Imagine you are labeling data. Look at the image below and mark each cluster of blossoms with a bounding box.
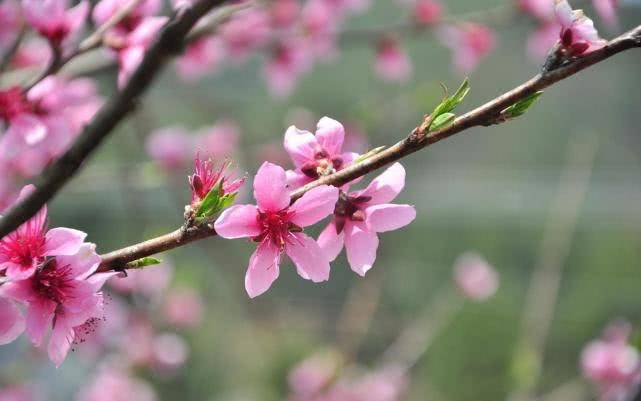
[581,320,641,401]
[0,186,115,366]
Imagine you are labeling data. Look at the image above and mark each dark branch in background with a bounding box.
[95,25,641,272]
[0,0,228,239]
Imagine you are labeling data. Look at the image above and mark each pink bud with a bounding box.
[453,252,499,301]
[374,37,412,83]
[413,0,442,26]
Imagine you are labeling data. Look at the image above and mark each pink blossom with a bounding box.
[0,386,37,401]
[214,162,339,297]
[527,22,562,61]
[22,0,89,47]
[270,0,301,28]
[163,287,204,328]
[288,352,340,397]
[77,363,158,401]
[176,36,225,82]
[453,252,499,301]
[301,0,339,59]
[437,23,496,74]
[264,38,313,98]
[373,38,412,83]
[0,86,47,146]
[318,163,416,276]
[219,8,271,62]
[145,126,193,171]
[152,332,189,372]
[194,120,240,158]
[188,155,245,206]
[93,0,161,27]
[109,259,173,298]
[412,0,442,26]
[10,39,52,70]
[592,0,618,29]
[554,0,606,55]
[519,0,555,21]
[581,320,641,401]
[284,117,358,189]
[0,185,86,280]
[0,296,25,345]
[0,243,114,366]
[0,0,20,49]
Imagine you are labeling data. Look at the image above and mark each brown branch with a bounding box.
[0,0,229,239]
[95,25,641,271]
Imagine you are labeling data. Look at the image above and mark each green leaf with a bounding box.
[428,78,470,130]
[429,113,456,130]
[354,146,386,164]
[503,91,543,118]
[196,179,224,217]
[126,257,162,269]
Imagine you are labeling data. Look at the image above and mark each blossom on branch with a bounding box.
[374,37,413,83]
[318,163,416,276]
[555,0,606,56]
[22,0,89,48]
[188,155,245,213]
[437,23,496,74]
[214,162,339,297]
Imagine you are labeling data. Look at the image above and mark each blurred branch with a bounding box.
[93,24,641,272]
[507,133,599,401]
[0,0,230,239]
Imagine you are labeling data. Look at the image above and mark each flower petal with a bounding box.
[317,220,344,262]
[0,298,25,345]
[315,117,345,156]
[344,222,379,276]
[283,125,318,168]
[87,272,120,292]
[286,233,330,283]
[26,298,56,346]
[286,169,312,189]
[56,243,101,279]
[9,114,47,145]
[289,185,339,227]
[358,163,406,205]
[245,240,281,298]
[365,204,416,232]
[5,263,37,281]
[48,322,74,368]
[253,162,290,212]
[214,204,261,239]
[44,227,86,256]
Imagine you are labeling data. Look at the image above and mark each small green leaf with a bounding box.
[503,91,543,118]
[126,257,162,269]
[430,112,456,130]
[428,78,470,130]
[196,180,224,217]
[354,146,386,164]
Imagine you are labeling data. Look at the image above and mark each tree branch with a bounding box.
[94,25,641,271]
[0,0,228,239]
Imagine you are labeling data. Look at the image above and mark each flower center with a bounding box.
[0,230,46,269]
[0,87,34,122]
[32,260,75,304]
[254,209,301,249]
[300,149,343,179]
[333,192,371,233]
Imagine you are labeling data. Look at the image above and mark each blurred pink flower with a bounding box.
[582,320,641,401]
[163,287,204,328]
[146,126,193,171]
[77,363,158,401]
[0,386,37,401]
[527,22,562,61]
[555,0,606,55]
[0,0,20,49]
[0,86,47,146]
[412,0,442,26]
[318,163,416,276]
[214,162,338,297]
[453,252,499,301]
[1,243,114,366]
[284,117,358,188]
[270,0,301,28]
[188,155,244,205]
[519,0,555,21]
[437,23,496,74]
[152,332,189,372]
[176,36,225,82]
[0,296,25,345]
[93,0,161,27]
[219,8,271,61]
[264,38,313,98]
[10,39,52,70]
[194,120,240,158]
[288,352,339,397]
[592,0,618,29]
[374,37,412,83]
[22,0,88,47]
[115,16,168,87]
[0,185,86,280]
[301,0,339,59]
[109,259,173,298]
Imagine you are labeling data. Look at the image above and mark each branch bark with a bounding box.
[0,0,228,239]
[94,25,641,271]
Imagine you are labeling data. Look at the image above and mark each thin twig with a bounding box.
[89,25,641,272]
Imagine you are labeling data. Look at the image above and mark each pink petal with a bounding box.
[315,117,345,156]
[0,298,25,345]
[365,204,416,233]
[118,46,145,88]
[56,243,101,279]
[344,222,379,276]
[5,263,37,281]
[0,279,36,303]
[285,233,330,282]
[286,169,313,189]
[128,16,168,46]
[87,271,119,291]
[25,298,56,346]
[214,204,261,239]
[554,0,574,28]
[283,125,318,168]
[359,162,406,205]
[48,321,74,367]
[317,220,344,262]
[44,227,86,256]
[253,162,290,212]
[289,185,339,227]
[65,1,89,36]
[64,280,99,313]
[9,114,47,145]
[245,240,281,298]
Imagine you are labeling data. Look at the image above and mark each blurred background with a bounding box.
[1,0,641,400]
